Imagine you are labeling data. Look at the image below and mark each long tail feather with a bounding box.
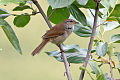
[32,39,49,56]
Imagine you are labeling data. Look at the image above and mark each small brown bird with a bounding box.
[32,19,79,56]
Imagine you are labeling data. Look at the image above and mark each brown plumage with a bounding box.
[32,19,79,56]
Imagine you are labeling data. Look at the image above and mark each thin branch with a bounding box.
[89,8,95,17]
[109,55,114,80]
[48,8,57,20]
[79,0,101,80]
[32,0,72,80]
[58,44,72,80]
[32,0,52,29]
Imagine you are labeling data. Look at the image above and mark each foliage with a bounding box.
[0,0,120,80]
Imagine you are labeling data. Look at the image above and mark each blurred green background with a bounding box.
[0,0,120,80]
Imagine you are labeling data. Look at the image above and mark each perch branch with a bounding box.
[32,0,72,80]
[109,55,114,80]
[79,0,101,80]
[48,8,57,20]
[32,0,52,29]
[57,44,72,80]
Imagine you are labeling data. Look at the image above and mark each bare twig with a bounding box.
[32,0,72,80]
[58,44,72,80]
[48,8,57,20]
[109,55,114,80]
[89,8,95,17]
[32,0,52,29]
[79,0,101,80]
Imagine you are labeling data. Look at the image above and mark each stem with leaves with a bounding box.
[79,0,101,80]
[31,0,72,80]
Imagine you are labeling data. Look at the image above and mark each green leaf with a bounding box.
[107,17,120,24]
[73,24,92,37]
[13,5,32,11]
[110,34,120,43]
[89,60,103,77]
[0,19,22,54]
[103,21,120,31]
[68,4,87,26]
[0,8,10,19]
[97,74,104,80]
[47,6,70,24]
[95,42,108,56]
[47,0,74,8]
[110,4,120,17]
[0,0,28,5]
[46,44,87,63]
[76,0,88,5]
[108,43,114,55]
[73,0,104,9]
[13,13,30,27]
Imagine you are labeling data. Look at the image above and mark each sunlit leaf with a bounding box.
[89,60,103,77]
[96,42,108,56]
[46,44,87,63]
[13,13,30,27]
[0,0,28,5]
[108,43,114,55]
[68,4,87,26]
[76,0,88,5]
[0,8,10,19]
[0,18,22,54]
[13,5,32,11]
[103,21,120,31]
[47,6,70,24]
[110,34,120,43]
[47,0,74,8]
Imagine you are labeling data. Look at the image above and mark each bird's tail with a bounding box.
[32,39,49,56]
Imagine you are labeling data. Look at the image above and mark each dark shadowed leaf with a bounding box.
[13,5,32,11]
[0,19,22,54]
[110,34,120,43]
[47,0,74,8]
[0,8,10,19]
[89,60,103,77]
[68,4,87,26]
[46,44,87,63]
[47,6,70,24]
[76,0,88,5]
[95,42,108,56]
[103,21,120,31]
[13,13,30,27]
[110,4,120,17]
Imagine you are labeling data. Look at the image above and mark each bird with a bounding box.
[32,19,79,56]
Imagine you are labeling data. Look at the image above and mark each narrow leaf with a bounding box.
[13,13,30,27]
[89,60,103,77]
[0,19,22,54]
[68,4,87,26]
[97,74,104,80]
[47,6,70,24]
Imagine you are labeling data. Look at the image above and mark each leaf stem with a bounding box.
[79,0,101,80]
[48,8,57,20]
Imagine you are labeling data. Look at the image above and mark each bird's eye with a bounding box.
[69,20,73,22]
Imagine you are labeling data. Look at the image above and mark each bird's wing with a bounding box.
[43,23,65,39]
